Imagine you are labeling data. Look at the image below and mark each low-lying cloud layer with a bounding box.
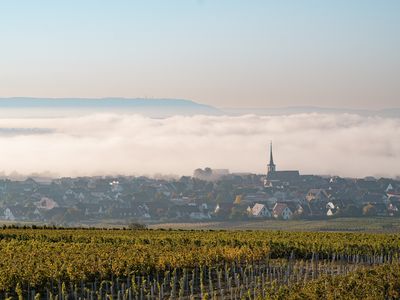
[0,113,399,178]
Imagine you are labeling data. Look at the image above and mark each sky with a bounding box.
[1,0,399,109]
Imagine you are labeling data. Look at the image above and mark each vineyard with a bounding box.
[0,227,399,299]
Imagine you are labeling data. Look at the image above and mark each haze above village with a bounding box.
[0,97,399,179]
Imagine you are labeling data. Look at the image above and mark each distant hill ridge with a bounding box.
[223,106,400,118]
[0,98,399,118]
[0,97,215,108]
[0,97,221,117]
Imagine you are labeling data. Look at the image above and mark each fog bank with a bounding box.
[0,113,399,178]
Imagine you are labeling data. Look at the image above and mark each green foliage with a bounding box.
[15,282,23,300]
[0,228,399,298]
[127,222,147,230]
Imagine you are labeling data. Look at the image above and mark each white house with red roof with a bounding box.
[272,202,293,220]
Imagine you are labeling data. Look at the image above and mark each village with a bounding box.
[0,144,399,226]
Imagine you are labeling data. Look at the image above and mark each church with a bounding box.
[266,142,300,183]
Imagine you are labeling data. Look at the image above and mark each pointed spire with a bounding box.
[267,141,276,174]
[269,141,274,165]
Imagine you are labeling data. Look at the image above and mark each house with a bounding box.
[277,200,305,216]
[326,202,339,216]
[109,180,123,193]
[34,197,59,210]
[388,203,399,216]
[189,205,211,220]
[2,205,32,221]
[135,204,151,219]
[326,207,335,216]
[306,189,330,202]
[3,207,16,221]
[387,192,400,200]
[386,183,394,193]
[31,208,44,221]
[214,203,234,215]
[272,203,293,220]
[250,203,271,218]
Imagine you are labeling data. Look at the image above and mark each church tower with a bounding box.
[267,141,276,174]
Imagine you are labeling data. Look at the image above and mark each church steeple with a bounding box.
[267,141,276,174]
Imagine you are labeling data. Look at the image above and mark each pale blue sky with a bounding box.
[1,0,399,108]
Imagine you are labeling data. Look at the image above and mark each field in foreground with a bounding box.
[148,217,400,233]
[0,228,399,299]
